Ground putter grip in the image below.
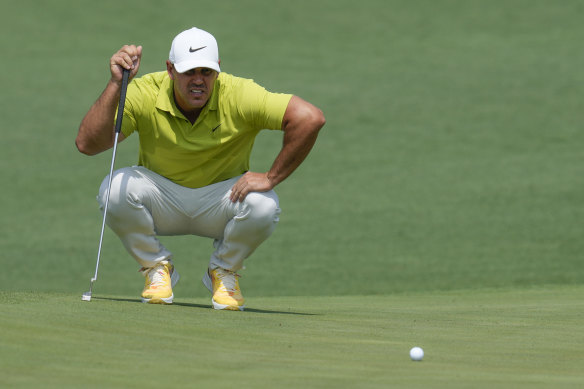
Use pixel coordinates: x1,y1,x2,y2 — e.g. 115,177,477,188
114,68,131,134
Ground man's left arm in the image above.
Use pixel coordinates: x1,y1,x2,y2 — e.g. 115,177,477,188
230,95,326,202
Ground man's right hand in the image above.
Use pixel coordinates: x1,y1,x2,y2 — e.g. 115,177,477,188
110,45,142,85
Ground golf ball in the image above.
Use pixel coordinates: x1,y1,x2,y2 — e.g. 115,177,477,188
410,346,424,361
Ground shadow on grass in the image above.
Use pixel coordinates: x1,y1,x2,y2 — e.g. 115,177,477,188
93,296,317,316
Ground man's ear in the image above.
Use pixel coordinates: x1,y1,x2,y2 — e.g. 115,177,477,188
166,60,175,80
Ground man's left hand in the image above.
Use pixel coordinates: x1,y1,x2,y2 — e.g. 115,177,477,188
230,172,273,202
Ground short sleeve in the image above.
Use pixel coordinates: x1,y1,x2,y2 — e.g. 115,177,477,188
231,78,292,131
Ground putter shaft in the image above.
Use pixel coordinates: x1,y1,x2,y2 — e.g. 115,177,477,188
83,68,130,300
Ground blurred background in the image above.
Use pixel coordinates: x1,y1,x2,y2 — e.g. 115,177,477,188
1,0,582,298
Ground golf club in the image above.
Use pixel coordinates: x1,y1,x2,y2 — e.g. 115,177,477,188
82,68,130,302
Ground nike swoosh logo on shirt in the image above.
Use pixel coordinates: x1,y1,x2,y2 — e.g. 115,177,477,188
189,46,206,53
211,123,222,132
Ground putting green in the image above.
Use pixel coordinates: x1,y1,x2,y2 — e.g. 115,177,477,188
2,1,583,387
1,285,582,388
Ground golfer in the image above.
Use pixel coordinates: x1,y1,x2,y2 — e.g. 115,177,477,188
76,27,325,310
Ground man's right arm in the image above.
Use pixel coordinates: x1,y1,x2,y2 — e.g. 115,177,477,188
76,80,128,155
76,45,142,155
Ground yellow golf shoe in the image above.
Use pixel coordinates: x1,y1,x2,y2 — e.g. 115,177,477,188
141,261,179,304
202,268,245,311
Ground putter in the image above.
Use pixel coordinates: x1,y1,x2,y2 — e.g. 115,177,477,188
82,68,131,302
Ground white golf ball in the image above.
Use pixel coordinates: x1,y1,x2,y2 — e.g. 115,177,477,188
410,346,424,361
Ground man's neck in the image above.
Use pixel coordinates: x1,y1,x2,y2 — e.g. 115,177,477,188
180,106,201,124
173,91,203,124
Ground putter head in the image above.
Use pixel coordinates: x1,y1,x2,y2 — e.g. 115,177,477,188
82,278,96,302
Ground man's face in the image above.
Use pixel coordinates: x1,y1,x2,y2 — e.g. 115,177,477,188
166,60,218,113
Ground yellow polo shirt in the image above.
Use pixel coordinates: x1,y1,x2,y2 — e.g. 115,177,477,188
120,71,292,188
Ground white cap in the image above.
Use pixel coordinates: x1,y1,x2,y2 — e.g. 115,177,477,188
169,27,220,73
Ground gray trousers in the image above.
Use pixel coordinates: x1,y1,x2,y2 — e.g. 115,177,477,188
97,166,281,271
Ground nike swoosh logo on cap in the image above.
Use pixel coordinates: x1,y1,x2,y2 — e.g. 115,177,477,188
189,46,206,53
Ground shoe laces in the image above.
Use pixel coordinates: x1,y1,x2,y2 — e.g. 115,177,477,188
215,268,240,292
147,264,169,287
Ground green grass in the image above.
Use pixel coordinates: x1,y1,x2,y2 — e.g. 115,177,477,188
1,0,583,296
1,0,583,387
1,286,583,388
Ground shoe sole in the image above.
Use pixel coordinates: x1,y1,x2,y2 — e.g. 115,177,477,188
202,271,245,311
141,294,174,304
141,267,180,305
212,299,245,311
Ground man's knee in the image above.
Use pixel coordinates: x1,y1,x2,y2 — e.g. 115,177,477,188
98,167,143,212
242,191,281,226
